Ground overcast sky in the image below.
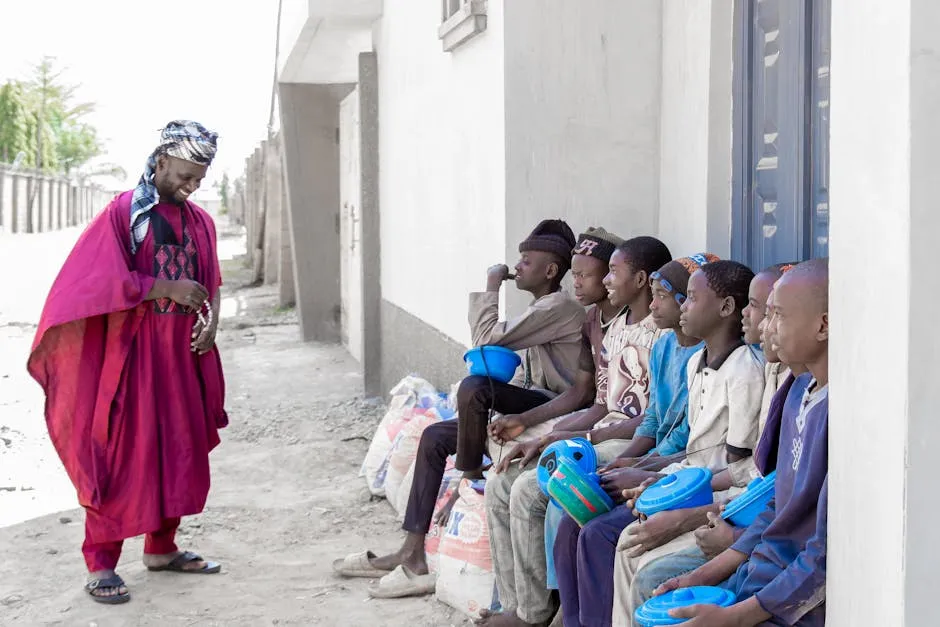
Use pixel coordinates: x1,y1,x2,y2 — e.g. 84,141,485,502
0,0,280,198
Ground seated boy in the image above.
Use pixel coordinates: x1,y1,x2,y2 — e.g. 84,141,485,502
333,219,585,597
478,236,673,627
553,260,764,627
614,264,804,626
653,258,829,627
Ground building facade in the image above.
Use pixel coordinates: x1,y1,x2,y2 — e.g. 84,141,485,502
265,1,940,622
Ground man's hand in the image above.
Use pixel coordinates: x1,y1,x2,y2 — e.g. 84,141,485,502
617,509,687,557
598,468,658,503
191,310,218,355
694,512,736,560
168,279,209,311
489,414,528,445
486,264,511,291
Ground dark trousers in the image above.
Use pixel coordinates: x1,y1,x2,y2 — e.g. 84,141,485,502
554,507,636,627
401,375,550,535
455,375,551,471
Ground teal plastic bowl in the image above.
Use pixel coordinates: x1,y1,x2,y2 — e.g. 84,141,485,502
463,345,521,383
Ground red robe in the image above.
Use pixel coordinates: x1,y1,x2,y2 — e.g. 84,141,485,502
28,191,227,543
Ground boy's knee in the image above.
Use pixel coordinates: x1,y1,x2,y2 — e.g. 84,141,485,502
509,470,547,515
457,375,492,407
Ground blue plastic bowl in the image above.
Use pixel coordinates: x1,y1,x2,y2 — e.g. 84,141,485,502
463,345,522,383
635,467,713,517
635,586,736,626
536,438,598,497
721,470,777,527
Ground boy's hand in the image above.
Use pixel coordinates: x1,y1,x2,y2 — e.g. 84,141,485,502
598,468,656,503
489,414,527,444
694,512,736,559
617,509,686,557
600,456,642,472
623,477,659,516
667,604,734,626
486,264,511,291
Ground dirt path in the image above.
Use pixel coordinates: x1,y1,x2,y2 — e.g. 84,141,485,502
0,227,461,626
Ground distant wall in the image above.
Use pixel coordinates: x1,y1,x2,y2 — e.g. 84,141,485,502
0,166,112,235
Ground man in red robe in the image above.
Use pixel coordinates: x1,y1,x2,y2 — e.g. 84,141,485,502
28,120,228,604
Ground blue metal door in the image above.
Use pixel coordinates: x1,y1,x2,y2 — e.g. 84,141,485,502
732,0,830,269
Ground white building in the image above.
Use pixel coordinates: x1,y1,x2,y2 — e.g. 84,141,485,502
269,1,940,623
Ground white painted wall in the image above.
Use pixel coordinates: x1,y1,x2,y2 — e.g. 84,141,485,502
502,0,662,239
828,0,940,625
375,1,506,346
500,0,663,314
657,0,733,259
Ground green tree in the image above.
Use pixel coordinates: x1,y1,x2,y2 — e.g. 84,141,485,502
0,57,102,173
0,81,30,164
214,172,231,215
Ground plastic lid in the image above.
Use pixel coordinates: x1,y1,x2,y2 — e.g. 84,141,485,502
721,470,777,521
634,586,737,626
635,467,712,515
536,438,597,497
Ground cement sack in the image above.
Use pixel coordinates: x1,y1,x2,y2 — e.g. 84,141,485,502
424,457,461,573
384,409,442,514
435,481,498,619
360,375,439,496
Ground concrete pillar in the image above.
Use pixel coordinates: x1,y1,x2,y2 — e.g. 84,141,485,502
56,179,64,230
26,175,35,234
278,149,296,308
250,146,265,282
11,173,20,233
0,166,5,232
358,51,382,397
829,0,939,625
280,82,352,342
263,138,281,285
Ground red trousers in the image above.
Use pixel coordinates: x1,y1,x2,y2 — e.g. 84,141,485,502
82,515,180,572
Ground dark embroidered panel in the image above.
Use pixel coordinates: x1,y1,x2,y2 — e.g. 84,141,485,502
153,218,200,315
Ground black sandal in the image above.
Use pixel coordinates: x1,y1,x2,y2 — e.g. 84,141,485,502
146,550,221,574
85,574,130,605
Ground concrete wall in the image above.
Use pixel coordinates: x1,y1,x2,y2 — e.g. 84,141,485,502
280,82,354,342
263,138,283,286
375,0,507,348
501,0,664,313
657,0,734,259
0,167,104,234
828,0,940,625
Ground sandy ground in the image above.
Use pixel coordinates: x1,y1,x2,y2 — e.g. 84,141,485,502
0,225,461,626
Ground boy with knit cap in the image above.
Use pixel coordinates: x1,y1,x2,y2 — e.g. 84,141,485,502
480,227,628,627
478,236,672,627
334,219,585,600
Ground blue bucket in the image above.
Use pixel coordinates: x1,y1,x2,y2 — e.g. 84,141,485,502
536,438,598,498
463,345,522,383
635,467,713,517
721,470,776,527
635,586,736,626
